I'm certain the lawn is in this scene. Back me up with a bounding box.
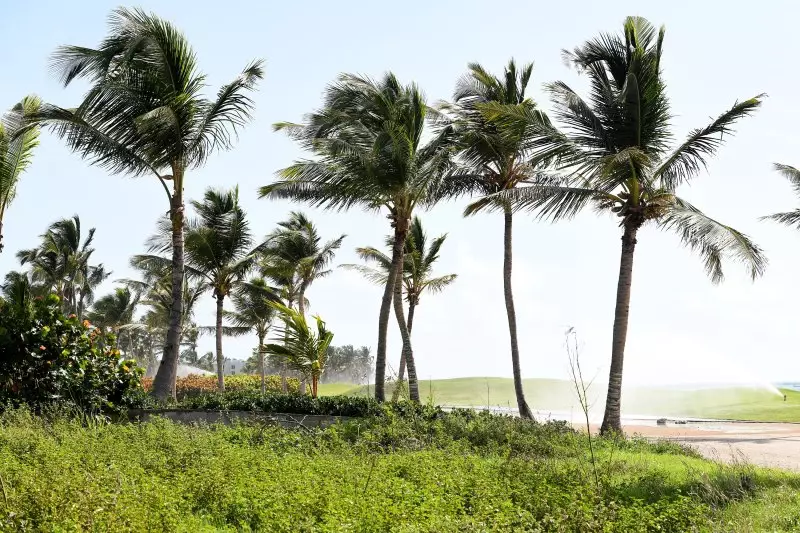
[318,378,800,422]
[2,407,800,531]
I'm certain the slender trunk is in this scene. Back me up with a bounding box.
[503,210,533,420]
[0,219,4,253]
[392,237,419,403]
[375,219,406,402]
[258,332,266,394]
[152,182,185,400]
[215,293,225,392]
[600,223,638,436]
[312,375,318,398]
[297,285,309,394]
[392,298,416,401]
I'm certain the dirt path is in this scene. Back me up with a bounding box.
[621,422,800,470]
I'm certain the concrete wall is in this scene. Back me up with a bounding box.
[127,409,350,429]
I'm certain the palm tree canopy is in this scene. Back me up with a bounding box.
[134,187,259,297]
[0,96,41,220]
[87,287,139,329]
[342,216,457,303]
[478,17,766,283]
[264,302,334,377]
[260,72,457,218]
[35,7,263,184]
[224,277,280,338]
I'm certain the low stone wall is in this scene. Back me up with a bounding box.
[127,409,350,428]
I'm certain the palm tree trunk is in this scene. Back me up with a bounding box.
[215,293,226,392]
[600,223,638,436]
[503,209,533,420]
[375,220,406,402]
[392,298,416,401]
[0,220,4,254]
[392,244,419,403]
[297,284,309,395]
[152,185,185,400]
[258,332,266,394]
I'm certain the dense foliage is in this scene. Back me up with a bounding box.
[1,408,795,532]
[140,374,299,398]
[0,294,141,411]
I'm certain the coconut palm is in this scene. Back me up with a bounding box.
[434,59,544,419]
[0,96,40,253]
[260,73,455,402]
[225,278,280,392]
[135,187,260,391]
[264,302,334,398]
[87,287,139,336]
[263,212,345,316]
[475,18,765,433]
[17,215,108,317]
[38,7,263,399]
[0,270,41,310]
[342,216,456,399]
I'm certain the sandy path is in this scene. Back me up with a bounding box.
[620,422,800,470]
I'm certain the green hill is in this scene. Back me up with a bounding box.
[318,377,800,422]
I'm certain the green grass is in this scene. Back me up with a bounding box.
[318,379,800,422]
[2,408,800,531]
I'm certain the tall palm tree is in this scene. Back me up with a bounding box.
[225,278,280,392]
[87,287,139,346]
[38,7,263,399]
[260,73,455,402]
[476,18,765,433]
[136,187,260,391]
[342,216,457,399]
[435,59,544,419]
[263,212,345,316]
[0,96,40,253]
[265,302,334,398]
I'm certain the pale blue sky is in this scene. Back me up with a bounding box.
[2,1,798,387]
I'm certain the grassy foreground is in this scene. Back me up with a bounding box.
[2,408,800,531]
[319,378,800,422]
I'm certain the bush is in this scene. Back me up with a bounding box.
[140,374,299,398]
[0,295,142,412]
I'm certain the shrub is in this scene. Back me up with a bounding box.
[140,374,299,398]
[0,294,142,412]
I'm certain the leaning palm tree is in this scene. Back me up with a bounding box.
[476,18,765,433]
[434,59,545,419]
[0,96,40,253]
[38,7,263,399]
[136,187,260,391]
[264,302,334,398]
[225,278,280,392]
[342,216,457,400]
[260,73,455,402]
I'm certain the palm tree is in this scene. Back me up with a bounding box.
[0,96,40,253]
[263,212,345,316]
[260,73,455,402]
[87,287,139,338]
[136,187,260,391]
[38,7,263,399]
[264,303,334,398]
[342,216,456,399]
[476,18,765,433]
[435,59,544,419]
[0,270,40,310]
[225,278,280,392]
[17,215,108,317]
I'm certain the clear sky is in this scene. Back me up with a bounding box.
[2,1,798,387]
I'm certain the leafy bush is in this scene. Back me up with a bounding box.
[0,295,142,412]
[140,373,299,397]
[2,408,789,532]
